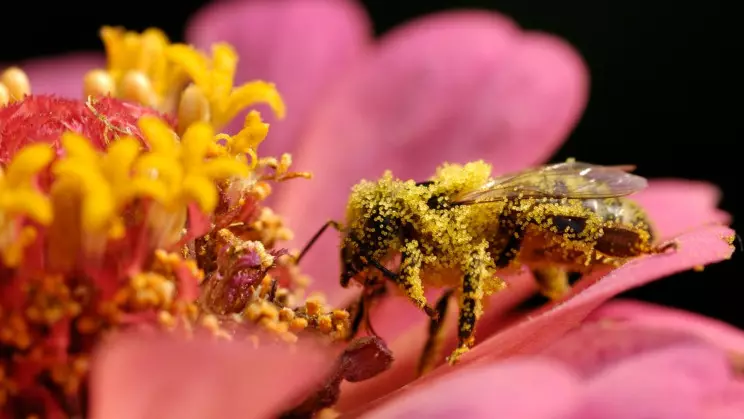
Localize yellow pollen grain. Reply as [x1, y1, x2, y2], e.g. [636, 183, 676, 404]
[304, 299, 322, 316]
[278, 307, 295, 322]
[317, 315, 333, 334]
[332, 310, 350, 321]
[289, 317, 308, 331]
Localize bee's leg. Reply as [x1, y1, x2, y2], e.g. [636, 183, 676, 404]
[494, 213, 524, 268]
[385, 244, 440, 319]
[345, 294, 367, 341]
[417, 288, 456, 377]
[344, 276, 389, 341]
[447, 252, 486, 365]
[596, 225, 677, 258]
[532, 266, 571, 300]
[295, 220, 343, 264]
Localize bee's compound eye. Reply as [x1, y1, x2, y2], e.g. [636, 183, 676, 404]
[551, 216, 587, 234]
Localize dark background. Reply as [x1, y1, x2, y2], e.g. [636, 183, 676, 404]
[2, 1, 739, 326]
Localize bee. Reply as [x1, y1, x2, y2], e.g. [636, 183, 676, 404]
[295, 159, 675, 372]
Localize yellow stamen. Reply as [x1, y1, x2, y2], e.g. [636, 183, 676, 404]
[52, 133, 142, 236]
[0, 143, 54, 266]
[89, 26, 188, 112]
[167, 43, 286, 128]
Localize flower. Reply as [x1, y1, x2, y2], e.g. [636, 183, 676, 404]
[1, 0, 740, 418]
[0, 30, 356, 417]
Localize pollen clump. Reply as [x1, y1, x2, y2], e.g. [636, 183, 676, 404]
[0, 27, 351, 418]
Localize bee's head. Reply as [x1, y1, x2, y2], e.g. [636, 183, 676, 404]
[340, 196, 404, 287]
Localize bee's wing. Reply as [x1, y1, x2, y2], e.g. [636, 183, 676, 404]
[452, 161, 647, 204]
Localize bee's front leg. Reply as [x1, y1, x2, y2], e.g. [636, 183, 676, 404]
[448, 251, 487, 365]
[393, 242, 437, 317]
[344, 275, 388, 341]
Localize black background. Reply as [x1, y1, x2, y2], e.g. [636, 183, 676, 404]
[2, 1, 740, 326]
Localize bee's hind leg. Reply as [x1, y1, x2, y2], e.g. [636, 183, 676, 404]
[532, 266, 571, 301]
[417, 288, 456, 377]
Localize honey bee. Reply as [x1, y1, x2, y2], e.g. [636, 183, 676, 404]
[296, 159, 674, 372]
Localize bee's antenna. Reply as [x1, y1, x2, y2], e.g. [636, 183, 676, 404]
[736, 233, 743, 252]
[295, 220, 343, 264]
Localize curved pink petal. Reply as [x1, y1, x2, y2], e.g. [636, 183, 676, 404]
[338, 225, 735, 414]
[277, 11, 589, 295]
[633, 179, 730, 239]
[540, 321, 715, 378]
[10, 53, 104, 99]
[587, 300, 744, 353]
[359, 360, 580, 419]
[465, 225, 735, 363]
[89, 332, 332, 419]
[186, 0, 371, 154]
[572, 345, 734, 419]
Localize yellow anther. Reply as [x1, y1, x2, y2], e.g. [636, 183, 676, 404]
[120, 70, 156, 108]
[0, 67, 31, 102]
[167, 43, 285, 128]
[83, 69, 116, 98]
[0, 84, 9, 106]
[177, 84, 211, 134]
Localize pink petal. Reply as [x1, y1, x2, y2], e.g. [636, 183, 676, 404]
[359, 360, 580, 419]
[277, 11, 589, 296]
[469, 225, 735, 361]
[587, 300, 744, 354]
[186, 0, 371, 154]
[572, 345, 734, 419]
[703, 381, 744, 419]
[338, 225, 735, 414]
[633, 179, 730, 240]
[540, 321, 714, 378]
[89, 332, 332, 419]
[11, 53, 104, 99]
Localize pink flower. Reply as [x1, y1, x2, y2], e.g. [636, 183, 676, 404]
[3, 0, 739, 418]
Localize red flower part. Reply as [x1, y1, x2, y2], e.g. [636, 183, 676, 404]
[0, 95, 173, 162]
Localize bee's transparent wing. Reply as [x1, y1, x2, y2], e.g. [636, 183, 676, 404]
[453, 161, 648, 204]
